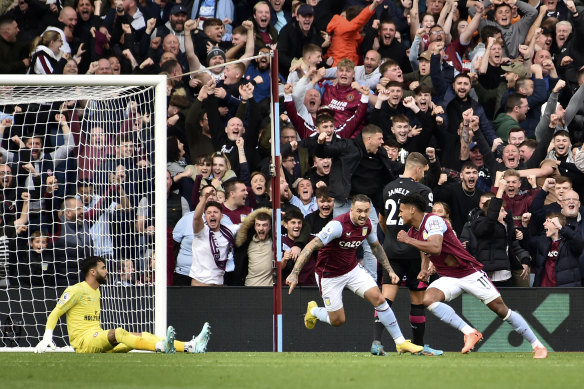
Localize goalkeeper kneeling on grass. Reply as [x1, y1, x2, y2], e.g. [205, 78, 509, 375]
[35, 256, 211, 354]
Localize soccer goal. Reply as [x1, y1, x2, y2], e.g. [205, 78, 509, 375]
[0, 75, 168, 351]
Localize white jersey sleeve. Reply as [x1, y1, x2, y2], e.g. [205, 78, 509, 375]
[424, 215, 448, 238]
[317, 220, 343, 245]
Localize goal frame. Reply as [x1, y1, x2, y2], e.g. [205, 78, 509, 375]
[0, 74, 168, 347]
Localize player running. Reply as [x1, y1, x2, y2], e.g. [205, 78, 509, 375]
[34, 256, 211, 354]
[372, 152, 442, 356]
[396, 193, 548, 358]
[286, 194, 424, 355]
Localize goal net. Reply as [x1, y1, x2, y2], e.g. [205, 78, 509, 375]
[0, 75, 168, 350]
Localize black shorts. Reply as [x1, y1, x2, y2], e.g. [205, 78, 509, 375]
[382, 256, 428, 290]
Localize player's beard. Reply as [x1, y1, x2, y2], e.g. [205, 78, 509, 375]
[96, 273, 108, 285]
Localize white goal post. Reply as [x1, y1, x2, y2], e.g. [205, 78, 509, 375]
[0, 75, 168, 351]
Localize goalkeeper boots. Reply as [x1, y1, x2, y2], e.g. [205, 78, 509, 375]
[396, 340, 424, 355]
[164, 326, 176, 354]
[304, 301, 318, 330]
[189, 322, 211, 353]
[370, 341, 387, 356]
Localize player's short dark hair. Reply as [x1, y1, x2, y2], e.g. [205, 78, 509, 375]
[81, 256, 106, 275]
[480, 25, 502, 43]
[460, 161, 478, 171]
[506, 93, 526, 113]
[405, 152, 428, 168]
[554, 129, 570, 138]
[401, 193, 427, 213]
[361, 124, 382, 136]
[204, 200, 223, 213]
[283, 207, 304, 222]
[352, 194, 371, 205]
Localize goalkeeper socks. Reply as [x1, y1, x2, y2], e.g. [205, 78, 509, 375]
[427, 302, 471, 333]
[375, 301, 404, 344]
[410, 304, 426, 346]
[504, 309, 540, 347]
[115, 328, 156, 351]
[311, 307, 332, 325]
[142, 331, 186, 352]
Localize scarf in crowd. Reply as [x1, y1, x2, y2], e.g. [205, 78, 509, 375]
[208, 224, 235, 270]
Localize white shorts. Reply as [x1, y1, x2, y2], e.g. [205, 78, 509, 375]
[429, 271, 501, 305]
[316, 265, 378, 312]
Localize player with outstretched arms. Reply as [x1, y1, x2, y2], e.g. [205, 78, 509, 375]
[396, 193, 548, 358]
[286, 194, 424, 355]
[35, 256, 211, 354]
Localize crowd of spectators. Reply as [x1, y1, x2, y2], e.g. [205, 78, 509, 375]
[1, 0, 584, 289]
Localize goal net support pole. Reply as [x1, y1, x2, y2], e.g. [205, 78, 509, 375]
[270, 50, 283, 353]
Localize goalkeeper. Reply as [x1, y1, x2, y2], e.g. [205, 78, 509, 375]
[35, 256, 211, 354]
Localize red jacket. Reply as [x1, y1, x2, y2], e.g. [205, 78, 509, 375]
[491, 187, 540, 228]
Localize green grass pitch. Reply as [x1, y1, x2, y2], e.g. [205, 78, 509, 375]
[2, 352, 582, 389]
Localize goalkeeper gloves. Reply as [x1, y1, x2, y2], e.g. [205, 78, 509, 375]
[34, 330, 56, 353]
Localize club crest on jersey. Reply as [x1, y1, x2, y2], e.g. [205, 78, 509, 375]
[362, 227, 368, 236]
[324, 297, 331, 306]
[346, 94, 355, 101]
[423, 231, 429, 240]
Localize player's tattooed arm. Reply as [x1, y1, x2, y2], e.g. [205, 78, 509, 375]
[286, 237, 324, 293]
[370, 241, 399, 284]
